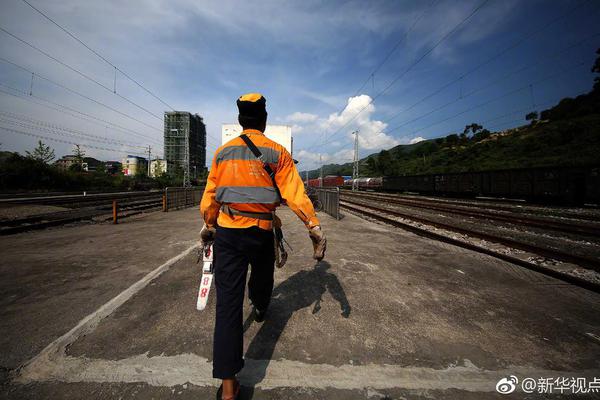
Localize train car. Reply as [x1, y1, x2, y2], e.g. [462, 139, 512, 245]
[435, 172, 481, 197]
[307, 176, 344, 188]
[382, 165, 599, 205]
[383, 175, 434, 193]
[585, 167, 600, 205]
[323, 176, 345, 187]
[343, 177, 383, 190]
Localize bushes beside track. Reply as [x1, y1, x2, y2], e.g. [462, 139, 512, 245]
[0, 152, 186, 192]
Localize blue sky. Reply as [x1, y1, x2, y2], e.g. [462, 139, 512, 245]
[0, 0, 598, 170]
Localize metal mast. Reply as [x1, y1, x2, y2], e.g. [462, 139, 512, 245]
[183, 127, 190, 187]
[319, 154, 323, 187]
[352, 131, 359, 191]
[147, 145, 152, 177]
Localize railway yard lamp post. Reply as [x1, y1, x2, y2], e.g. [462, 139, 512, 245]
[352, 131, 359, 191]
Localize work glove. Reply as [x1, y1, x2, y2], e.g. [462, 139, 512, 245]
[200, 224, 216, 247]
[309, 226, 326, 261]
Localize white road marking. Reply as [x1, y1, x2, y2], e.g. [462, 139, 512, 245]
[15, 241, 600, 392]
[16, 244, 199, 382]
[17, 352, 600, 392]
[586, 332, 600, 343]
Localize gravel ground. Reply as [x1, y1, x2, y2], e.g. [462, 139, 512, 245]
[343, 197, 600, 265]
[342, 190, 600, 221]
[0, 204, 70, 220]
[341, 203, 600, 286]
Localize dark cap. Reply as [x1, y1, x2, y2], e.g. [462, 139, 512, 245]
[237, 93, 267, 118]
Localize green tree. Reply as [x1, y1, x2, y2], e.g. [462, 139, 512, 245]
[25, 140, 55, 163]
[445, 133, 459, 146]
[69, 145, 86, 172]
[377, 150, 393, 176]
[463, 123, 483, 138]
[526, 111, 538, 124]
[592, 47, 600, 90]
[153, 159, 165, 177]
[366, 156, 377, 175]
[472, 129, 491, 142]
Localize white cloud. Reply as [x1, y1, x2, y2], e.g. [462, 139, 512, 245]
[320, 95, 399, 150]
[293, 94, 403, 170]
[286, 111, 318, 123]
[296, 148, 354, 169]
[409, 136, 425, 144]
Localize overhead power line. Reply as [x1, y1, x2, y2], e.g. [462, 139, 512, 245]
[0, 125, 149, 157]
[0, 25, 163, 120]
[19, 0, 176, 111]
[0, 83, 162, 145]
[386, 31, 600, 134]
[383, 0, 596, 126]
[0, 57, 163, 134]
[0, 110, 151, 149]
[352, 0, 439, 97]
[300, 0, 491, 152]
[0, 84, 219, 154]
[0, 117, 151, 151]
[399, 60, 587, 139]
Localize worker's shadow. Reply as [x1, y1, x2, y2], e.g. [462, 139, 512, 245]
[238, 260, 350, 395]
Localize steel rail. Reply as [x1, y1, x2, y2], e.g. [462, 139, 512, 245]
[0, 196, 163, 235]
[340, 201, 600, 293]
[341, 198, 600, 272]
[341, 192, 600, 237]
[340, 189, 600, 222]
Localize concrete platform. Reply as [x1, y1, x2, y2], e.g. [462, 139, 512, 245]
[1, 207, 600, 399]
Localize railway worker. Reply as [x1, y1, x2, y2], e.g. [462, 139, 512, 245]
[200, 92, 327, 400]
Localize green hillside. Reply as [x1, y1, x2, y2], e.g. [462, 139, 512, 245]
[305, 49, 600, 178]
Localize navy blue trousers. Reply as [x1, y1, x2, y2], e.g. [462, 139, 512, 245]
[212, 226, 275, 379]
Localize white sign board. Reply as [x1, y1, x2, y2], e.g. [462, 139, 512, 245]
[222, 124, 293, 155]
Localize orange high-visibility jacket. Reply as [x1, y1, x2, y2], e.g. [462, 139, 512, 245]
[200, 129, 320, 231]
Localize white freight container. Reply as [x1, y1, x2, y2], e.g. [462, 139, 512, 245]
[221, 124, 293, 155]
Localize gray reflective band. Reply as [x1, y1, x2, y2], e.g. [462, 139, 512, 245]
[216, 145, 279, 164]
[216, 186, 280, 204]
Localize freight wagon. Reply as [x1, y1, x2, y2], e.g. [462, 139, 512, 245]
[381, 165, 599, 205]
[307, 176, 345, 188]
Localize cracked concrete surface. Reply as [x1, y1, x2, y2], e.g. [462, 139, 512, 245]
[2, 207, 600, 399]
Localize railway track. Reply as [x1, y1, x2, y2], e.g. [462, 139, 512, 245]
[340, 199, 600, 293]
[339, 189, 600, 222]
[341, 191, 600, 237]
[0, 193, 163, 235]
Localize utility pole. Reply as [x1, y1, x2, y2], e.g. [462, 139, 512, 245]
[183, 128, 190, 188]
[352, 130, 359, 191]
[147, 145, 152, 177]
[319, 154, 323, 187]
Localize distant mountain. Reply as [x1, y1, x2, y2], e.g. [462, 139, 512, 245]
[303, 58, 600, 178]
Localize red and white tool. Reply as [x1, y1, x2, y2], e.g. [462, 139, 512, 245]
[196, 243, 214, 311]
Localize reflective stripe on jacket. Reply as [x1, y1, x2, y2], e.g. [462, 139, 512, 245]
[200, 129, 320, 230]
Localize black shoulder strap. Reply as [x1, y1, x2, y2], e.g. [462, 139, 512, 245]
[239, 134, 282, 200]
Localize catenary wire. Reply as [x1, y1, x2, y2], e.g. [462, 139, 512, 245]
[19, 0, 176, 111]
[0, 125, 149, 157]
[0, 111, 151, 149]
[0, 117, 154, 151]
[0, 57, 163, 134]
[352, 0, 439, 97]
[382, 0, 596, 125]
[0, 111, 156, 148]
[0, 25, 163, 120]
[300, 0, 491, 152]
[0, 83, 162, 145]
[385, 31, 600, 134]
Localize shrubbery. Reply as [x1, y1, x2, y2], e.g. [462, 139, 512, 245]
[0, 152, 193, 192]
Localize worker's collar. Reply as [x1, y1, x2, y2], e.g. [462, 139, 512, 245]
[242, 129, 265, 136]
